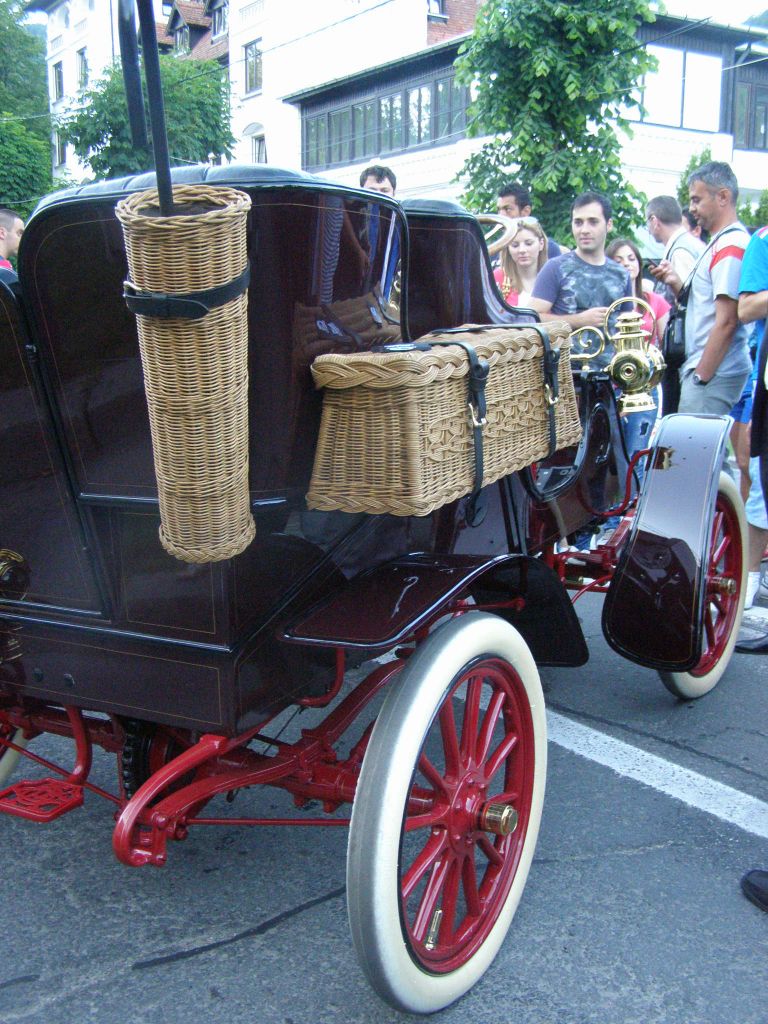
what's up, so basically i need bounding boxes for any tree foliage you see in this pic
[0,116,53,219]
[59,56,235,180]
[455,0,658,242]
[0,0,50,144]
[676,145,712,207]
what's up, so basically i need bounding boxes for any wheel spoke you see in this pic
[477,833,504,866]
[439,700,461,775]
[461,848,481,918]
[460,675,483,762]
[710,511,726,566]
[402,828,448,899]
[411,853,452,942]
[476,689,505,764]
[418,752,450,796]
[437,856,462,946]
[485,730,518,779]
[703,604,716,650]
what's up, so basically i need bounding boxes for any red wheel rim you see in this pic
[693,490,743,676]
[398,656,536,973]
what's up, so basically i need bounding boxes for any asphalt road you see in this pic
[2,593,766,1024]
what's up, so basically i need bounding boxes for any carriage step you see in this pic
[0,777,84,822]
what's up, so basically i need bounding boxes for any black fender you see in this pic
[283,550,588,666]
[602,413,730,671]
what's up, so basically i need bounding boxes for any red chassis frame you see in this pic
[0,490,639,866]
[0,412,742,867]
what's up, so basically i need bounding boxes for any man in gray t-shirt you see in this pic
[654,162,751,415]
[530,191,632,368]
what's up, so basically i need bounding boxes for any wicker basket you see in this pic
[306,322,582,516]
[116,184,255,562]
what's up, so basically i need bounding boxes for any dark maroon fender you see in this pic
[282,551,588,667]
[601,413,731,671]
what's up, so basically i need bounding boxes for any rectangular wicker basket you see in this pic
[306,322,582,517]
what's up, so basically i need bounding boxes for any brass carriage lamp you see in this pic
[568,298,665,416]
[605,299,665,416]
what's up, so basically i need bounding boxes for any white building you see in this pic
[228,0,463,171]
[28,0,172,180]
[29,1,768,212]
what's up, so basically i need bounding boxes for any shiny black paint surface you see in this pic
[0,166,689,735]
[602,414,729,670]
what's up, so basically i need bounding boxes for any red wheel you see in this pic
[660,473,747,699]
[347,613,546,1012]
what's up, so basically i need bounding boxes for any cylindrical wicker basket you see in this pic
[116,184,255,563]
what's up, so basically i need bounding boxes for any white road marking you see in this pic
[547,710,768,839]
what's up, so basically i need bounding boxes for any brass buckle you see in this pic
[468,402,487,428]
[544,384,560,407]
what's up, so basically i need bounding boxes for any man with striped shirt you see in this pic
[655,162,752,415]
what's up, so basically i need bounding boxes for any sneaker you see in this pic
[741,870,768,912]
[744,571,768,609]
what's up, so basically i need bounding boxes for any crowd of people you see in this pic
[359,160,768,913]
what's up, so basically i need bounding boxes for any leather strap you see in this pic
[427,337,490,526]
[124,263,250,320]
[525,323,560,457]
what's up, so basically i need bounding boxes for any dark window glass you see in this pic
[245,40,262,93]
[734,84,749,148]
[252,134,267,163]
[53,62,64,100]
[352,100,376,159]
[380,93,403,151]
[329,108,351,163]
[756,91,768,151]
[407,85,431,146]
[306,115,327,168]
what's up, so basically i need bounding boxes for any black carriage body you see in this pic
[0,165,696,735]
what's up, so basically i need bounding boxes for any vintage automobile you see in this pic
[0,4,747,1011]
[0,160,747,1013]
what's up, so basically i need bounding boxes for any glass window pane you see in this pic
[451,78,467,134]
[734,83,750,148]
[682,52,721,132]
[756,93,768,151]
[435,78,451,138]
[643,45,683,126]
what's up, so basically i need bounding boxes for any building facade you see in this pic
[29,2,768,212]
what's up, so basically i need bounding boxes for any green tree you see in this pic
[0,115,52,219]
[454,0,658,242]
[676,145,712,207]
[59,56,235,180]
[0,0,50,144]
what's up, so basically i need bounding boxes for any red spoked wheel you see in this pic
[347,613,546,1013]
[660,472,747,699]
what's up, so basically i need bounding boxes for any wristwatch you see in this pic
[692,372,708,386]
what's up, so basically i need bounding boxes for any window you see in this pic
[252,134,267,163]
[427,0,445,15]
[407,85,432,146]
[211,1,228,38]
[351,100,376,159]
[305,115,328,168]
[52,61,64,101]
[175,25,189,52]
[434,75,467,139]
[329,108,351,163]
[637,45,721,132]
[379,93,403,152]
[76,48,88,89]
[735,82,768,151]
[53,131,66,166]
[302,72,470,169]
[244,39,262,93]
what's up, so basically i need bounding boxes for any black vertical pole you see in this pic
[135,0,174,215]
